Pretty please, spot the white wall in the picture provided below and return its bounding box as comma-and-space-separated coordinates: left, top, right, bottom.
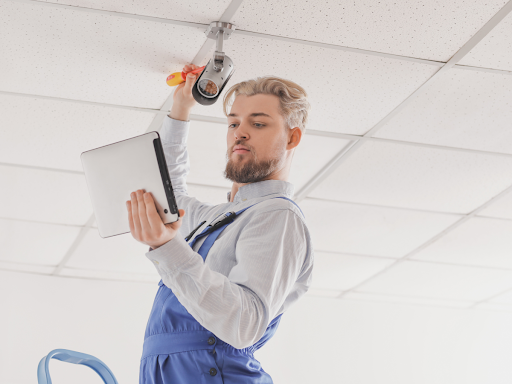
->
2, 269, 512, 384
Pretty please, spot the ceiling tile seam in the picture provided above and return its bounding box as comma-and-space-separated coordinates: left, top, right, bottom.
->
293, 0, 512, 202
7, 0, 208, 29
335, 181, 512, 300
48, 0, 246, 275
294, 140, 363, 202
340, 297, 480, 311
62, 264, 157, 276
454, 64, 512, 76
468, 285, 512, 309
0, 90, 165, 114
351, 289, 476, 304
10, 0, 512, 72
305, 197, 468, 216
51, 214, 94, 275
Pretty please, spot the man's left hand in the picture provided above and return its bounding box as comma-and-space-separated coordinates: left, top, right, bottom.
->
126, 189, 185, 250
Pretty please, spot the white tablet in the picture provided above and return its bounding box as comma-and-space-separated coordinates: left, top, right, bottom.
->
81, 131, 180, 238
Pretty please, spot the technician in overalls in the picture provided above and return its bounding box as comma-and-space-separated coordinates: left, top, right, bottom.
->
126, 64, 314, 383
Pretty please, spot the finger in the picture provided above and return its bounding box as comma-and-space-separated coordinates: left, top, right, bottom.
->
130, 192, 142, 236
167, 209, 186, 231
184, 72, 196, 94
137, 190, 152, 234
144, 192, 163, 230
183, 64, 193, 72
126, 200, 135, 234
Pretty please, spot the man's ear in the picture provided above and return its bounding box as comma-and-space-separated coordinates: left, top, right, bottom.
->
287, 127, 302, 150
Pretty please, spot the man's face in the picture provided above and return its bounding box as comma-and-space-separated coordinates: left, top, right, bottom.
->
225, 94, 288, 184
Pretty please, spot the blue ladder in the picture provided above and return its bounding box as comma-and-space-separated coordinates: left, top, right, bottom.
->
37, 349, 118, 384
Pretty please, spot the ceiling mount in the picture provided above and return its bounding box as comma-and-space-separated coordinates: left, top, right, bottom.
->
205, 21, 236, 71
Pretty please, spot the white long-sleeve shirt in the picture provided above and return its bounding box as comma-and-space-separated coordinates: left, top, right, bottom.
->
145, 115, 314, 350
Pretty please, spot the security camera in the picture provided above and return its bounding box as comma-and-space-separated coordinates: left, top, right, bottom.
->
192, 22, 236, 106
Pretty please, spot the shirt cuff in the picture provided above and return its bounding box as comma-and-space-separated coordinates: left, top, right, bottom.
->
159, 115, 190, 145
145, 235, 199, 273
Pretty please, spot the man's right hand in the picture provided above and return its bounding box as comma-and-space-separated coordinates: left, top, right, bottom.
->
169, 64, 202, 121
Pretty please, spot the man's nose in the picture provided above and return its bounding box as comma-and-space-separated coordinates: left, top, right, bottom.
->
234, 125, 249, 140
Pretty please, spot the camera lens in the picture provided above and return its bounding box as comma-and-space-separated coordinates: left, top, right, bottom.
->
197, 78, 219, 98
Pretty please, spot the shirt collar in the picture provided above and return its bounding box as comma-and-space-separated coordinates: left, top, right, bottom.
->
226, 180, 295, 203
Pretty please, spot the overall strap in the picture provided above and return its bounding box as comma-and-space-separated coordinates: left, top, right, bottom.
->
188, 196, 304, 261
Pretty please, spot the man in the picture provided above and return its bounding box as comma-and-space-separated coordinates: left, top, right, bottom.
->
126, 64, 314, 383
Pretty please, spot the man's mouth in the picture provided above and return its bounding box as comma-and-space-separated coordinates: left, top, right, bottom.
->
233, 145, 251, 155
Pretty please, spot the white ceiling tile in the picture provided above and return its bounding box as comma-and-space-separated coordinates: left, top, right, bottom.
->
459, 11, 512, 71
412, 217, 512, 269
343, 292, 473, 309
311, 252, 395, 291
41, 0, 232, 24
66, 228, 160, 275
0, 164, 93, 226
300, 199, 461, 258
231, 0, 508, 61
473, 302, 512, 313
357, 260, 512, 301
488, 289, 512, 304
0, 94, 156, 171
186, 120, 232, 188
0, 218, 80, 266
0, 1, 207, 108
60, 267, 159, 284
190, 34, 438, 135
290, 136, 352, 192
304, 288, 343, 298
0, 260, 55, 275
374, 69, 512, 154
478, 189, 512, 220
185, 120, 351, 191
185, 184, 230, 205
309, 140, 512, 213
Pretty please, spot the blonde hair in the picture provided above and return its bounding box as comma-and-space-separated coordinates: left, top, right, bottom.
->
222, 76, 311, 133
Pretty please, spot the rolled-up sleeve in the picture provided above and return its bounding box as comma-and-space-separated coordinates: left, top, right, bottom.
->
145, 208, 308, 349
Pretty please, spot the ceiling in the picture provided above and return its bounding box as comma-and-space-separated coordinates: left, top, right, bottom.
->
2, 0, 512, 315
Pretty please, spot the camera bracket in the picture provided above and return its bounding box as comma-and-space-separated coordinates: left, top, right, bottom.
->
205, 21, 236, 72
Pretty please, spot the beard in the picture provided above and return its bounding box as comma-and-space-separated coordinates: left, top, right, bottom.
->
224, 140, 285, 184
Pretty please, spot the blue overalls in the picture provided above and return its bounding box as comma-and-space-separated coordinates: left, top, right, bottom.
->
140, 197, 304, 384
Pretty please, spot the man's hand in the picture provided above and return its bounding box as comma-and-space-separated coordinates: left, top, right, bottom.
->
169, 63, 202, 121
126, 189, 185, 250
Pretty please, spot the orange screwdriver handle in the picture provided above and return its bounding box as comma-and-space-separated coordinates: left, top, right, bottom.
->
166, 66, 205, 87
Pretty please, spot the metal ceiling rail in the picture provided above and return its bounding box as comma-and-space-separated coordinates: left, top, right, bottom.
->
293, 0, 512, 202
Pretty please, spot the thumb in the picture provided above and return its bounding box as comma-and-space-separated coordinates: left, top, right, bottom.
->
184, 73, 196, 94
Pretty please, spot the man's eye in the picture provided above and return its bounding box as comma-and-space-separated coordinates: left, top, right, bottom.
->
228, 123, 237, 128
254, 123, 265, 128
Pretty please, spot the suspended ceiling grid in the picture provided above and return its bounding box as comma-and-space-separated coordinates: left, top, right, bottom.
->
1, 0, 512, 312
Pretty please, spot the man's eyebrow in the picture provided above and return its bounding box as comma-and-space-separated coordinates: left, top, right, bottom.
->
228, 112, 273, 119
